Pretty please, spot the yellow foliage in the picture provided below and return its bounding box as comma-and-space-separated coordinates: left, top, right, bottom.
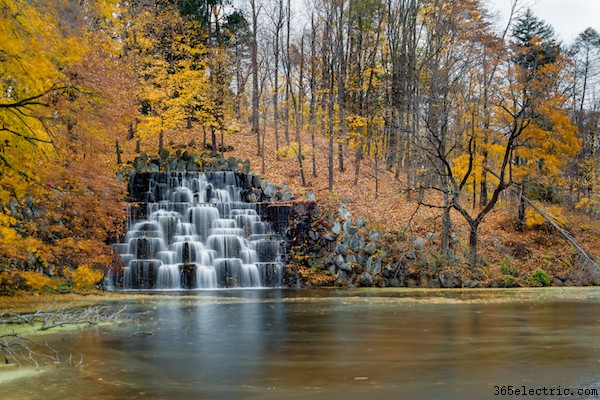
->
20, 271, 53, 291
525, 204, 566, 230
276, 142, 312, 159
71, 265, 104, 290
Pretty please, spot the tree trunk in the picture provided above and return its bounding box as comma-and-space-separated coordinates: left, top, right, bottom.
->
251, 0, 260, 154
211, 127, 217, 157
516, 183, 526, 231
115, 140, 122, 165
469, 222, 478, 269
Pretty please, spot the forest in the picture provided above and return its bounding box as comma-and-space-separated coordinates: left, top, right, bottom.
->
1, 0, 600, 292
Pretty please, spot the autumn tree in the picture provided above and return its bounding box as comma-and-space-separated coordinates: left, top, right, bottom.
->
0, 0, 133, 288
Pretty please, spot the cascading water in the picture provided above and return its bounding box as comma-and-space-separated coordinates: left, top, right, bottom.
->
107, 171, 285, 290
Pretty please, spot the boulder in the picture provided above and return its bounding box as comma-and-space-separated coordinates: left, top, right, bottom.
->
332, 222, 342, 235
369, 230, 383, 242
412, 237, 425, 250
364, 243, 376, 255
439, 273, 461, 288
338, 206, 351, 219
359, 272, 374, 287
349, 233, 366, 253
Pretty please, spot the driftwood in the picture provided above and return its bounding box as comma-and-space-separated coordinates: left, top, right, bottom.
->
0, 305, 127, 368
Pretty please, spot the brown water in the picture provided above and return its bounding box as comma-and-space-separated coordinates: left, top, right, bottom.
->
2, 288, 600, 400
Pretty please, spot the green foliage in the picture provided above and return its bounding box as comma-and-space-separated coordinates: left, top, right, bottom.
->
528, 269, 553, 287
500, 256, 516, 276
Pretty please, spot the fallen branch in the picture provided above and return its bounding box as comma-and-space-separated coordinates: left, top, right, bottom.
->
0, 305, 127, 368
521, 196, 600, 272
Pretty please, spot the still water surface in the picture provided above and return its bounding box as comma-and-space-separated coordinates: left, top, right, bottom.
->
2, 288, 600, 399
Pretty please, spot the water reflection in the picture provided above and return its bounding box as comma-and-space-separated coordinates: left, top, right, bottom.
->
2, 288, 600, 399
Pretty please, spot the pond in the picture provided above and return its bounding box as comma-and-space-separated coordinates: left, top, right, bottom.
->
2, 288, 600, 399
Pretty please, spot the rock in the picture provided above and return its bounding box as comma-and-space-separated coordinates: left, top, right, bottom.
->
337, 269, 348, 279
335, 242, 349, 256
419, 275, 430, 288
281, 186, 293, 202
340, 263, 353, 272
328, 265, 337, 275
342, 232, 351, 243
425, 232, 438, 241
332, 222, 342, 235
306, 192, 316, 201
342, 218, 353, 231
372, 260, 382, 275
369, 231, 383, 242
356, 218, 365, 227
359, 272, 374, 287
349, 233, 366, 253
246, 192, 259, 203
308, 230, 320, 241
429, 277, 441, 288
357, 253, 366, 264
347, 225, 359, 235
339, 206, 351, 219
323, 234, 336, 241
464, 279, 479, 288
281, 184, 294, 202
242, 160, 251, 174
346, 254, 357, 264
439, 273, 461, 288
412, 237, 425, 250
187, 160, 199, 171
364, 243, 376, 255
405, 250, 417, 260
407, 277, 419, 287
387, 277, 402, 287
335, 254, 345, 267
261, 181, 278, 197
564, 279, 574, 286
552, 278, 563, 287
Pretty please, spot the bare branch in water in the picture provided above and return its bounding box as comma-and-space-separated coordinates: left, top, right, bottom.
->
0, 305, 127, 368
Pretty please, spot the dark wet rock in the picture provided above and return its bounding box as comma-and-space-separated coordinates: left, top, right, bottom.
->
439, 273, 461, 288
323, 234, 336, 241
359, 272, 373, 287
552, 278, 563, 287
464, 279, 479, 288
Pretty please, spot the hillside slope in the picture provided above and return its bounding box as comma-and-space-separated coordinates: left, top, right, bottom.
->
122, 123, 600, 287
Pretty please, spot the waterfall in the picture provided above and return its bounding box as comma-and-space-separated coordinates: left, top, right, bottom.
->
109, 171, 285, 290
